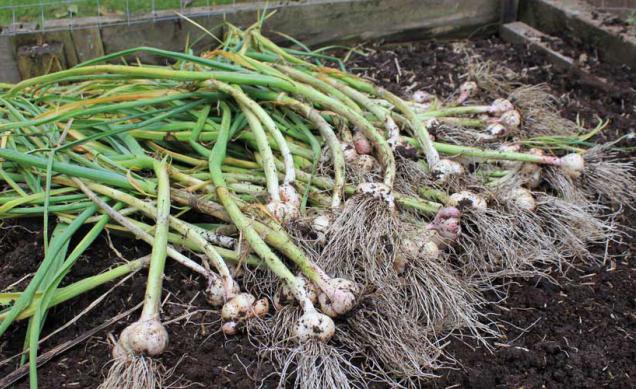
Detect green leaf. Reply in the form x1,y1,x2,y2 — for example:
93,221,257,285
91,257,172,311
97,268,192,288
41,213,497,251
67,5,78,16
53,8,68,19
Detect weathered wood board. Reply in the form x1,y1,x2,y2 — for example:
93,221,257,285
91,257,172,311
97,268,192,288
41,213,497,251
519,0,636,71
0,36,20,83
72,28,105,63
500,21,612,91
16,41,66,80
0,0,501,81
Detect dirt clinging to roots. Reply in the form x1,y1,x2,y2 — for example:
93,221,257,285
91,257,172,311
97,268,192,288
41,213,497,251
1,36,635,388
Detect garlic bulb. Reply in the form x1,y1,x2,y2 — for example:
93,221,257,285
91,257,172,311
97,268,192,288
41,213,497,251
115,319,169,358
559,153,585,179
448,191,488,210
221,293,256,321
294,311,336,343
318,278,360,317
431,159,465,183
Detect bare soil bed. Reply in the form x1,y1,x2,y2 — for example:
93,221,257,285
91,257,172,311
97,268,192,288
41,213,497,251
1,36,634,389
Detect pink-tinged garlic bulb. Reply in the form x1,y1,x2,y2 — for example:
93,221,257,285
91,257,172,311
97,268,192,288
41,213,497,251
221,321,239,336
427,207,462,242
353,131,373,155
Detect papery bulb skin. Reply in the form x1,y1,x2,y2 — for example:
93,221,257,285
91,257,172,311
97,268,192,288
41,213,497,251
457,81,478,104
353,131,373,155
252,298,270,318
431,159,465,183
112,341,128,360
294,311,336,343
401,238,421,258
499,143,521,153
486,123,508,138
507,187,537,211
498,143,522,169
118,319,168,358
274,275,318,310
422,241,440,259
385,116,402,150
393,255,409,274
222,321,239,336
517,148,544,188
356,182,395,207
312,214,332,233
205,277,239,307
427,207,462,242
559,153,585,179
488,98,514,116
412,90,434,104
342,143,359,163
351,154,379,173
221,293,256,321
498,110,521,130
448,191,488,210
267,184,301,221
318,278,360,318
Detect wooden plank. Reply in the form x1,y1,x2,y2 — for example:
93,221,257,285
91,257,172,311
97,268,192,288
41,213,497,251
16,41,66,79
98,0,499,63
13,31,79,68
519,0,636,71
500,21,612,91
99,15,225,64
0,36,21,83
2,0,500,69
71,28,104,63
221,0,500,46
500,0,520,23
500,22,573,68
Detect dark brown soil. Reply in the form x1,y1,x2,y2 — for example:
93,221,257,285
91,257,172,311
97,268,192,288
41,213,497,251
0,222,276,389
1,35,635,389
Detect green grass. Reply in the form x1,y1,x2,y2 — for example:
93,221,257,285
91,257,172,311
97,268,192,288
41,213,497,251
0,0,249,26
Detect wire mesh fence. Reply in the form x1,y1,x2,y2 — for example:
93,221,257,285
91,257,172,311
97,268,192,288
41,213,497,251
0,0,259,34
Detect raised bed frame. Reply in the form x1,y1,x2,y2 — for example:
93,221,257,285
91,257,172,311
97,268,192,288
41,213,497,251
0,0,634,83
